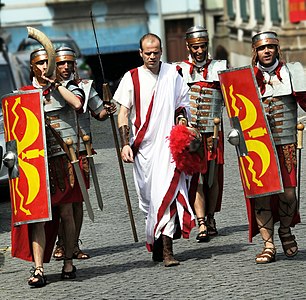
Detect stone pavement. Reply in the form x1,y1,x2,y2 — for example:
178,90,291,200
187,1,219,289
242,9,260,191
1,114,306,300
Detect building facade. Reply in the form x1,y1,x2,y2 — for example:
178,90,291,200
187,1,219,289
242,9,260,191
215,0,306,68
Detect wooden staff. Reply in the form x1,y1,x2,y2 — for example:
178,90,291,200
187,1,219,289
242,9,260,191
90,11,138,242
103,83,138,242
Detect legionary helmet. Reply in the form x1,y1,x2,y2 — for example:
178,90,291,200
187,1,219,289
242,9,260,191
55,46,79,80
251,31,282,66
185,25,209,45
30,48,48,83
30,48,48,65
55,47,76,63
252,31,279,49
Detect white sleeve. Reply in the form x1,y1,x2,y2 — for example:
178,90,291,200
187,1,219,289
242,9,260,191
113,71,134,109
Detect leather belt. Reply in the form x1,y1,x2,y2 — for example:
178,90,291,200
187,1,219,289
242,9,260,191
190,109,210,117
272,128,283,133
189,103,211,110
190,87,213,95
190,95,212,102
266,104,283,112
273,112,284,118
263,97,279,104
273,121,283,126
191,117,208,124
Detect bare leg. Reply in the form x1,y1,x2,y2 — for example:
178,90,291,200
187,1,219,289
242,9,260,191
254,196,276,263
53,221,65,260
73,202,83,246
72,202,89,259
59,203,75,273
28,222,47,286
32,222,46,268
206,163,219,235
194,180,209,242
278,187,298,256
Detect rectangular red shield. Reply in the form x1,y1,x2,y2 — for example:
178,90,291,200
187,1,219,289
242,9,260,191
218,66,283,198
1,90,51,225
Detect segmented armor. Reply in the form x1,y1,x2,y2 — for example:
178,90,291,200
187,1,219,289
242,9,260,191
261,62,306,145
44,80,86,157
178,60,226,134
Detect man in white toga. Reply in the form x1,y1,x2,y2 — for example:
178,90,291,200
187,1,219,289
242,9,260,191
114,33,195,267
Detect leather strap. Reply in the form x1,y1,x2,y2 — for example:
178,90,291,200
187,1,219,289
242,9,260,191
118,125,130,148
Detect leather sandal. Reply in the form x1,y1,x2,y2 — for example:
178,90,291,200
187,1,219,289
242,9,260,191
61,259,77,280
73,240,90,259
53,244,65,261
28,266,47,288
73,248,90,259
196,217,210,243
278,228,298,257
255,248,276,264
206,215,218,236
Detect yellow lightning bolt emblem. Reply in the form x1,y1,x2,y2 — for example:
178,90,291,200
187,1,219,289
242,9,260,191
8,97,42,214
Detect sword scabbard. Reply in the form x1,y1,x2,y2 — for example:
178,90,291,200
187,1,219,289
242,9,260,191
208,118,221,187
82,135,104,211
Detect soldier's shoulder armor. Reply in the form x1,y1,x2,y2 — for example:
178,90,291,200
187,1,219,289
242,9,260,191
210,60,227,71
208,60,227,81
286,62,306,92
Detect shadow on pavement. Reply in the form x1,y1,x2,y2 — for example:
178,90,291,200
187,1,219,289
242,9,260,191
45,259,155,283
218,224,249,235
178,242,250,262
82,241,145,258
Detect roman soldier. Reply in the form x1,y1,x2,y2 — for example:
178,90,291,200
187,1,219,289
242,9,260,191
10,40,87,286
250,31,306,263
52,46,116,261
176,25,227,242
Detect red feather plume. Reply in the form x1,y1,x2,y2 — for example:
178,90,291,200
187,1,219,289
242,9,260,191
168,125,204,175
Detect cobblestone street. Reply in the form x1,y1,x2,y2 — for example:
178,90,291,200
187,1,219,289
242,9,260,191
1,112,306,299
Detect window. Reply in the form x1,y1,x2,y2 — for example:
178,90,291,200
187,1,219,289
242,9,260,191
240,0,249,22
254,0,264,24
227,0,236,20
270,0,281,25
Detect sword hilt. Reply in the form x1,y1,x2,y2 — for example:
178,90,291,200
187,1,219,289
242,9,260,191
83,135,93,156
297,122,304,150
66,138,77,162
213,117,221,139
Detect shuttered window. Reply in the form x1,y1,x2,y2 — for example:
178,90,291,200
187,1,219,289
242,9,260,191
227,0,235,20
270,0,281,25
254,0,264,24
